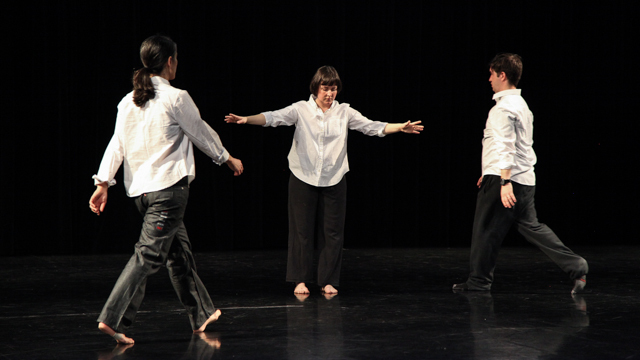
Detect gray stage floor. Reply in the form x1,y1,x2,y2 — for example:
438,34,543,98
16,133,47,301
1,246,639,359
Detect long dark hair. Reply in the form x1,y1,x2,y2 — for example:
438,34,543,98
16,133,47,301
132,35,177,107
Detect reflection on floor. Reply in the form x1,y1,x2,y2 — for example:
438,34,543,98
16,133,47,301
0,247,638,359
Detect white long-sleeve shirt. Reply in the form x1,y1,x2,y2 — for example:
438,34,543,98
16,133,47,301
481,89,537,186
263,95,387,187
93,76,229,197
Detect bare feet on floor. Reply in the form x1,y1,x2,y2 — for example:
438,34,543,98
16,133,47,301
321,284,338,295
294,282,310,294
98,322,135,345
194,309,222,333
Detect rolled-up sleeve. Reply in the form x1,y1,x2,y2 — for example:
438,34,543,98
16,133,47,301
263,103,300,128
93,133,123,186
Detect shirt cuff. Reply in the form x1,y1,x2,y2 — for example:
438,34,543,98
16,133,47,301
262,111,274,127
496,160,514,169
377,124,388,137
92,175,116,187
212,149,230,165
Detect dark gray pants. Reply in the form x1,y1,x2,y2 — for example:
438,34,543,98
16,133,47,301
466,175,588,290
97,179,216,332
286,173,347,287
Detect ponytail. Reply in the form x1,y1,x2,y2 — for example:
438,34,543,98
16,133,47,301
132,67,156,107
131,35,177,108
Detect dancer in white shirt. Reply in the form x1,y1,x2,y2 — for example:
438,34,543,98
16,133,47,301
89,35,243,344
225,66,422,295
452,53,588,294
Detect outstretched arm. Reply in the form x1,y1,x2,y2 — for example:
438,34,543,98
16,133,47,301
225,113,267,126
89,183,109,215
383,121,423,135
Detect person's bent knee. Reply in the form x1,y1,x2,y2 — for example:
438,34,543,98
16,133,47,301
578,258,589,275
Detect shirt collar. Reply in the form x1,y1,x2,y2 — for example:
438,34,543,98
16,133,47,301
151,76,170,86
492,88,521,102
309,94,337,112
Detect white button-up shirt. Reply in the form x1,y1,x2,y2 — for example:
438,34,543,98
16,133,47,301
93,76,229,197
263,95,387,187
482,89,537,186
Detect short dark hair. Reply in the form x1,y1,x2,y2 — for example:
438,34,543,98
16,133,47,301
489,53,523,87
132,35,178,107
309,66,342,96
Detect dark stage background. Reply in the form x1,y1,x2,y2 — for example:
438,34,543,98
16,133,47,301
2,1,635,256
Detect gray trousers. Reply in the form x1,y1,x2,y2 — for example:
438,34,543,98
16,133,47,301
466,175,588,290
286,173,347,287
97,178,216,332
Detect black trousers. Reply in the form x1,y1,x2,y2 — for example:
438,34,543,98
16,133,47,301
466,175,588,290
97,178,216,332
286,173,347,287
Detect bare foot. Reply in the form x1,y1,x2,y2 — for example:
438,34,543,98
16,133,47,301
321,284,338,294
196,332,222,349
294,293,310,302
111,343,135,356
97,343,134,360
294,282,310,294
194,309,222,333
572,294,587,312
98,322,134,344
323,293,338,300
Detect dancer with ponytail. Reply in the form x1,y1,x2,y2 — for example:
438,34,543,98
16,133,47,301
89,35,243,344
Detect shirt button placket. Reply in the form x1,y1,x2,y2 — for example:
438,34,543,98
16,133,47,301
317,113,324,184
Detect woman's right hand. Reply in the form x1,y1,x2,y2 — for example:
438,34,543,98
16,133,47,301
224,113,248,124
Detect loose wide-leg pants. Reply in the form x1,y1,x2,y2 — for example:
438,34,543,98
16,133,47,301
467,175,588,290
97,179,216,333
286,173,347,287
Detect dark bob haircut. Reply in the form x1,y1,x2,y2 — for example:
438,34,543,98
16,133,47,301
309,66,343,96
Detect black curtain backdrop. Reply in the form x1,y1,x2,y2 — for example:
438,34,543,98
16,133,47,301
2,1,635,256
